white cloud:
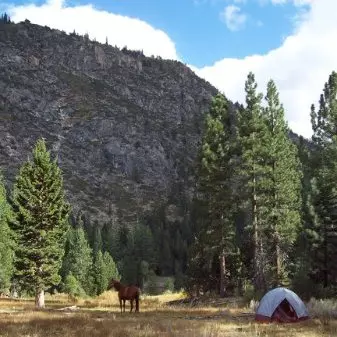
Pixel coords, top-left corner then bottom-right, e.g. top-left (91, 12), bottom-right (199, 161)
top-left (6, 0), bottom-right (178, 60)
top-left (220, 5), bottom-right (247, 31)
top-left (192, 0), bottom-right (336, 138)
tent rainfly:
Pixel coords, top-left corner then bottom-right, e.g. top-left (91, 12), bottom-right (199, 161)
top-left (255, 287), bottom-right (309, 323)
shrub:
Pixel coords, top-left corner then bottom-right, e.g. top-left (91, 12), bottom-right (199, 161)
top-left (63, 273), bottom-right (86, 298)
top-left (242, 280), bottom-right (255, 303)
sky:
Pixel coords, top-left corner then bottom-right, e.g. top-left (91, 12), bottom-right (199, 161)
top-left (2, 0), bottom-right (336, 138)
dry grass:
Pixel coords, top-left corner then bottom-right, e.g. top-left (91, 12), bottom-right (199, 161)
top-left (0, 293), bottom-right (336, 337)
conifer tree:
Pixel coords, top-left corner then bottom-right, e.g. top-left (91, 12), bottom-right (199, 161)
top-left (11, 139), bottom-right (70, 308)
top-left (93, 250), bottom-right (106, 295)
top-left (93, 250), bottom-right (120, 295)
top-left (133, 223), bottom-right (155, 267)
top-left (189, 93), bottom-right (238, 296)
top-left (0, 13), bottom-right (11, 24)
top-left (263, 80), bottom-right (302, 286)
top-left (61, 225), bottom-right (93, 295)
top-left (238, 72), bottom-right (269, 293)
top-left (103, 251), bottom-right (120, 282)
top-left (92, 224), bottom-right (103, 255)
top-left (0, 173), bottom-right (14, 293)
top-left (310, 71), bottom-right (337, 288)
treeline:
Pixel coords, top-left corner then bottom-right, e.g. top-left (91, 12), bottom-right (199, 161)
top-left (0, 12), bottom-right (11, 24)
top-left (75, 200), bottom-right (193, 291)
top-left (186, 71), bottom-right (337, 300)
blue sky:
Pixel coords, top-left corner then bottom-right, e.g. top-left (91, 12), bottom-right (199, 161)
top-left (88, 0), bottom-right (300, 67)
top-left (4, 0), bottom-right (337, 138)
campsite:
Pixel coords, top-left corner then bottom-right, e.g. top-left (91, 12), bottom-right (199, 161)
top-left (2, 6), bottom-right (337, 337)
top-left (0, 291), bottom-right (337, 337)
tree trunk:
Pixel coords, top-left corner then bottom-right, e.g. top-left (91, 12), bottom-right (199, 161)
top-left (275, 234), bottom-right (281, 286)
top-left (219, 250), bottom-right (226, 298)
top-left (323, 222), bottom-right (328, 288)
top-left (252, 163), bottom-right (262, 291)
top-left (35, 289), bottom-right (45, 308)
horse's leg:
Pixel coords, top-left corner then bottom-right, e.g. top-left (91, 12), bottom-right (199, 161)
top-left (119, 299), bottom-right (122, 313)
top-left (130, 299), bottom-right (133, 313)
top-left (123, 299), bottom-right (126, 313)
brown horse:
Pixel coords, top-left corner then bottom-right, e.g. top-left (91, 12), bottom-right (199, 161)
top-left (107, 279), bottom-right (140, 313)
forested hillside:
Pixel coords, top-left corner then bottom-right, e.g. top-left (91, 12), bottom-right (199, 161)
top-left (1, 15), bottom-right (336, 301)
top-left (187, 71), bottom-right (337, 301)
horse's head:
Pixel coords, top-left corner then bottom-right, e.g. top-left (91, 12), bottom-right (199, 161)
top-left (107, 279), bottom-right (121, 291)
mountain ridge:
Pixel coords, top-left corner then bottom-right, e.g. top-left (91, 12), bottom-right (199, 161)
top-left (0, 19), bottom-right (310, 227)
top-left (0, 19), bottom-right (219, 224)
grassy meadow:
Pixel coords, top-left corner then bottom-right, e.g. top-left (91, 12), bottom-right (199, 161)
top-left (0, 292), bottom-right (336, 337)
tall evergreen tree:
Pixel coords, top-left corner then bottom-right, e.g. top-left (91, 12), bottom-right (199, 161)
top-left (188, 93), bottom-right (238, 296)
top-left (61, 225), bottom-right (93, 295)
top-left (310, 71), bottom-right (337, 288)
top-left (133, 223), bottom-right (155, 268)
top-left (263, 80), bottom-right (302, 286)
top-left (0, 173), bottom-right (14, 293)
top-left (93, 250), bottom-right (120, 295)
top-left (93, 250), bottom-right (106, 295)
top-left (103, 251), bottom-right (120, 283)
top-left (102, 221), bottom-right (115, 256)
top-left (92, 223), bottom-right (103, 255)
top-left (0, 13), bottom-right (11, 24)
top-left (238, 72), bottom-right (270, 293)
top-left (10, 139), bottom-right (70, 308)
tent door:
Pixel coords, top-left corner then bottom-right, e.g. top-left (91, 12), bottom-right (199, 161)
top-left (271, 299), bottom-right (298, 323)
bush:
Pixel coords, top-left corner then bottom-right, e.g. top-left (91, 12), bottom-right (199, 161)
top-left (307, 298), bottom-right (337, 324)
top-left (63, 273), bottom-right (86, 298)
top-left (164, 278), bottom-right (175, 293)
top-left (242, 280), bottom-right (255, 303)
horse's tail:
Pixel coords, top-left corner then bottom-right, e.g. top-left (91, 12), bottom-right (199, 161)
top-left (135, 289), bottom-right (140, 312)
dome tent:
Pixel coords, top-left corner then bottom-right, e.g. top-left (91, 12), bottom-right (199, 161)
top-left (255, 287), bottom-right (309, 323)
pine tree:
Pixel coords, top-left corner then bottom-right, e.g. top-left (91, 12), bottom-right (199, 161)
top-left (61, 225), bottom-right (93, 295)
top-left (133, 223), bottom-right (155, 267)
top-left (93, 250), bottom-right (106, 295)
top-left (120, 232), bottom-right (139, 284)
top-left (102, 221), bottom-right (115, 256)
top-left (10, 139), bottom-right (70, 308)
top-left (93, 250), bottom-right (120, 295)
top-left (0, 173), bottom-right (14, 293)
top-left (310, 71), bottom-right (337, 289)
top-left (238, 72), bottom-right (269, 293)
top-left (103, 251), bottom-right (119, 282)
top-left (188, 93), bottom-right (238, 296)
top-left (160, 229), bottom-right (173, 276)
top-left (290, 137), bottom-right (316, 298)
top-left (263, 80), bottom-right (302, 287)
top-left (92, 223), bottom-right (103, 255)
top-left (0, 13), bottom-right (11, 24)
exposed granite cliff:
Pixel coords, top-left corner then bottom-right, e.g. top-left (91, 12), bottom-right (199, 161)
top-left (0, 20), bottom-right (219, 224)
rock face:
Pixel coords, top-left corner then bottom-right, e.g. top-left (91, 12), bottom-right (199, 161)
top-left (0, 21), bottom-right (218, 223)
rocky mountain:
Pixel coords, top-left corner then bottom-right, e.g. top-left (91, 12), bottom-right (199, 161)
top-left (0, 20), bottom-right (219, 224)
